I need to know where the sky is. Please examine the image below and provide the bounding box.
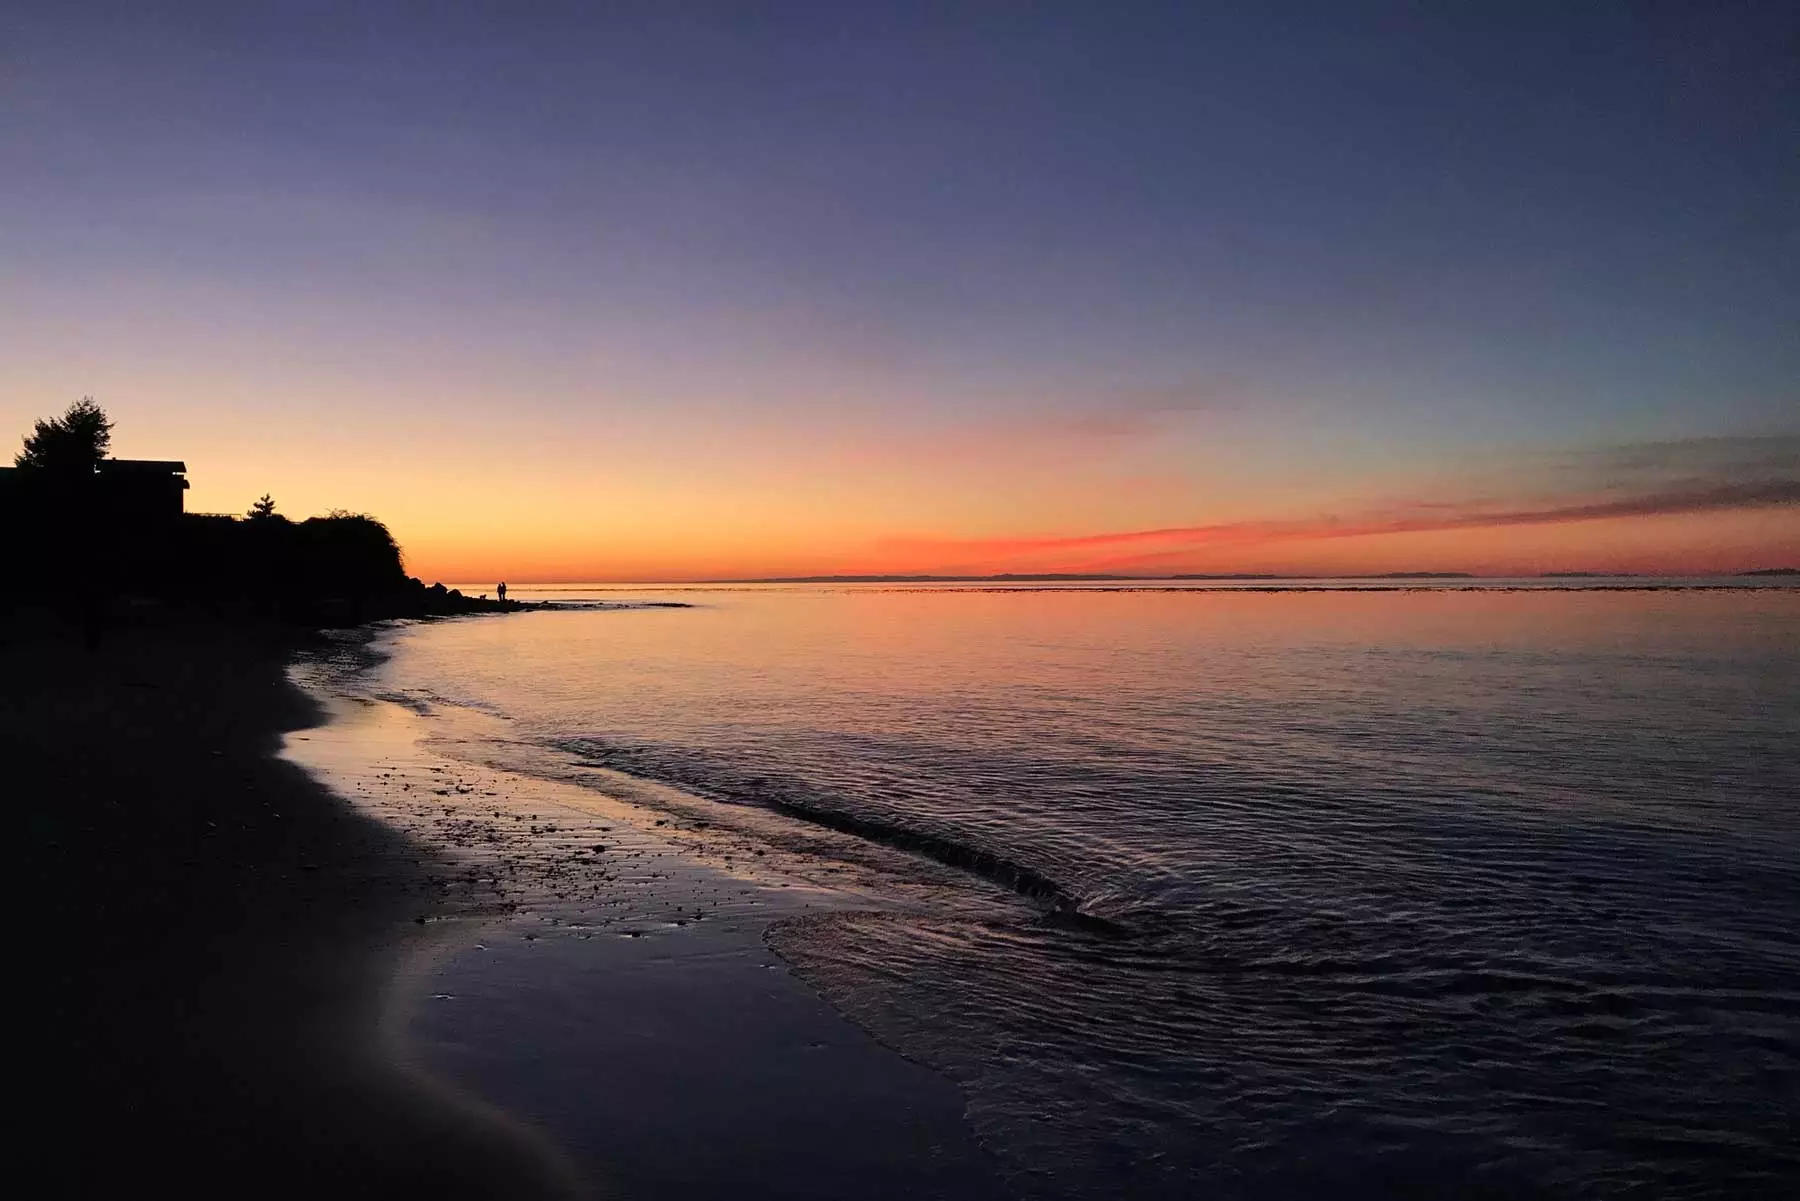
[4,1,1796,579]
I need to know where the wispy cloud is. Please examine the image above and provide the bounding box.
[862,434,1800,572]
[1546,432,1800,491]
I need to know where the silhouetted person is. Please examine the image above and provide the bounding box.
[497,581,507,602]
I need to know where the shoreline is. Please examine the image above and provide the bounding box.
[17,618,582,1199]
[283,620,1015,1200]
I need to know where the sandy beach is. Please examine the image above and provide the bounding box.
[19,614,1011,1199]
[15,619,579,1199]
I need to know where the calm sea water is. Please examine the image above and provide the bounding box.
[361,583,1799,1199]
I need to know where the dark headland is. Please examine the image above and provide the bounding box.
[6,404,579,1198]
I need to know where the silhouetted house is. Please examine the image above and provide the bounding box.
[0,459,189,521]
[95,459,189,520]
[1,459,189,593]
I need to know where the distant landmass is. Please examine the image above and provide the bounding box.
[728,573,1141,583]
[732,572,1334,583]
[730,571,1479,584]
[1177,571,1477,580]
[723,569,1794,584]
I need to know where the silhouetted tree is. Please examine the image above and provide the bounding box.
[15,397,113,472]
[247,494,280,521]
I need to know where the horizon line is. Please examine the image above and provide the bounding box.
[435,567,1800,587]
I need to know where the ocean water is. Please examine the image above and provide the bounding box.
[333,582,1800,1199]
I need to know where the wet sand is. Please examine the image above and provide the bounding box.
[14,621,579,1199]
[286,645,1013,1200]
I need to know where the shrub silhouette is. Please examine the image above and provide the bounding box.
[293,513,409,599]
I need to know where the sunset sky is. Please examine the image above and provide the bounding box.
[5,2,1795,580]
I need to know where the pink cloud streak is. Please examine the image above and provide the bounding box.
[866,479,1800,571]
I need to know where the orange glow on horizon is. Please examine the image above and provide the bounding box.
[403,505,1797,584]
[148,424,1793,583]
[5,378,1795,585]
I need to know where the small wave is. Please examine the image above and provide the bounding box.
[556,737,1126,933]
[373,689,436,715]
[748,786,1129,935]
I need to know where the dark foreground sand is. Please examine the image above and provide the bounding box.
[14,619,579,1199]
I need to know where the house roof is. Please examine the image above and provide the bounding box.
[99,459,188,473]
